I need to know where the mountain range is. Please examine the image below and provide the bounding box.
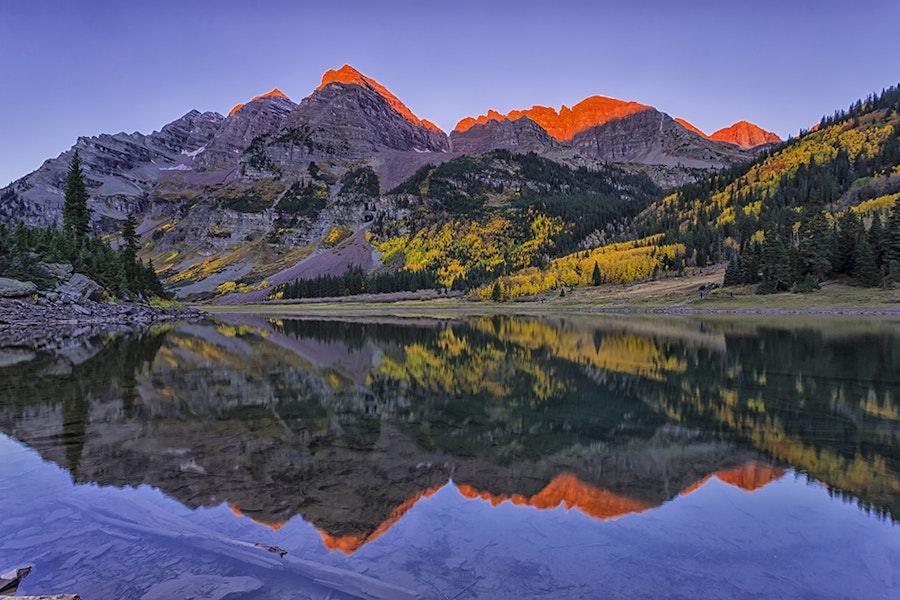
[0,64,784,299]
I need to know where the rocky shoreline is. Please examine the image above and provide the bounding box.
[0,291,206,353]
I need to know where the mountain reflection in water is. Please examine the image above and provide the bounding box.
[0,314,897,598]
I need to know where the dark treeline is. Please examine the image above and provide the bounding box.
[816,83,900,131]
[724,200,900,292]
[0,221,168,299]
[272,265,435,300]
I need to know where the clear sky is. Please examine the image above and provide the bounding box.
[1,0,898,186]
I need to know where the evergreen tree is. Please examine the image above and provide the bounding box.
[797,201,832,281]
[885,201,900,283]
[724,254,742,286]
[62,151,91,241]
[833,210,861,275]
[121,215,139,263]
[759,223,792,293]
[591,261,602,285]
[853,236,880,287]
[868,212,885,272]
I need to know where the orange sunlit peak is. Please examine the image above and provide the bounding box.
[316,65,444,133]
[228,89,291,117]
[709,120,781,148]
[454,96,653,141]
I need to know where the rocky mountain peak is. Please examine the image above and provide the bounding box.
[709,120,781,148]
[317,65,444,134]
[228,88,292,117]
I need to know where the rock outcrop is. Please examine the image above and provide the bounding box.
[450,115,557,154]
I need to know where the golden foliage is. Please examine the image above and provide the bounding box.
[374,214,564,288]
[323,226,353,247]
[477,235,685,300]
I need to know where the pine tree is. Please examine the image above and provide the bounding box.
[63,151,91,241]
[591,261,602,285]
[885,201,900,283]
[833,210,861,275]
[797,201,832,281]
[759,223,792,293]
[868,212,885,272]
[121,215,138,262]
[724,254,742,286]
[853,236,880,287]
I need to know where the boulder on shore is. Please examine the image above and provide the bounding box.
[0,278,37,298]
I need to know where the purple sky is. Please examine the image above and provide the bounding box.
[1,0,898,186]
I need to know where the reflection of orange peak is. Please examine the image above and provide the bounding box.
[680,462,786,496]
[454,96,654,142]
[243,463,785,556]
[318,484,446,555]
[458,472,652,520]
[228,503,286,531]
[229,89,290,117]
[317,64,444,134]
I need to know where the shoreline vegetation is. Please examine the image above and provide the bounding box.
[204,267,900,319]
[1,267,898,357]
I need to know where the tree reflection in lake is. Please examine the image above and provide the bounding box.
[0,315,897,599]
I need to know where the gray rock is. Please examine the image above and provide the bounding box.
[0,278,37,298]
[67,274,104,302]
[43,263,74,280]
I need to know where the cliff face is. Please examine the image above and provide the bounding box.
[449,116,558,154]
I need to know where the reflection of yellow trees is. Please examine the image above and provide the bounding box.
[476,236,685,299]
[654,385,899,514]
[472,318,686,381]
[369,327,566,403]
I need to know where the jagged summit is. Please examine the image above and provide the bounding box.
[455,96,654,142]
[317,64,444,133]
[228,88,291,117]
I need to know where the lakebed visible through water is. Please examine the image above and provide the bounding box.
[1,314,898,599]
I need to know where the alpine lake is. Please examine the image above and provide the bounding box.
[1,312,898,599]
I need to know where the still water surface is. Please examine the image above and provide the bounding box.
[1,314,898,599]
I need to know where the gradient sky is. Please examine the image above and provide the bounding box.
[1,0,898,186]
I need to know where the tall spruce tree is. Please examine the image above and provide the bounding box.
[797,200,832,281]
[120,215,138,263]
[885,201,900,282]
[833,210,862,275]
[62,151,91,241]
